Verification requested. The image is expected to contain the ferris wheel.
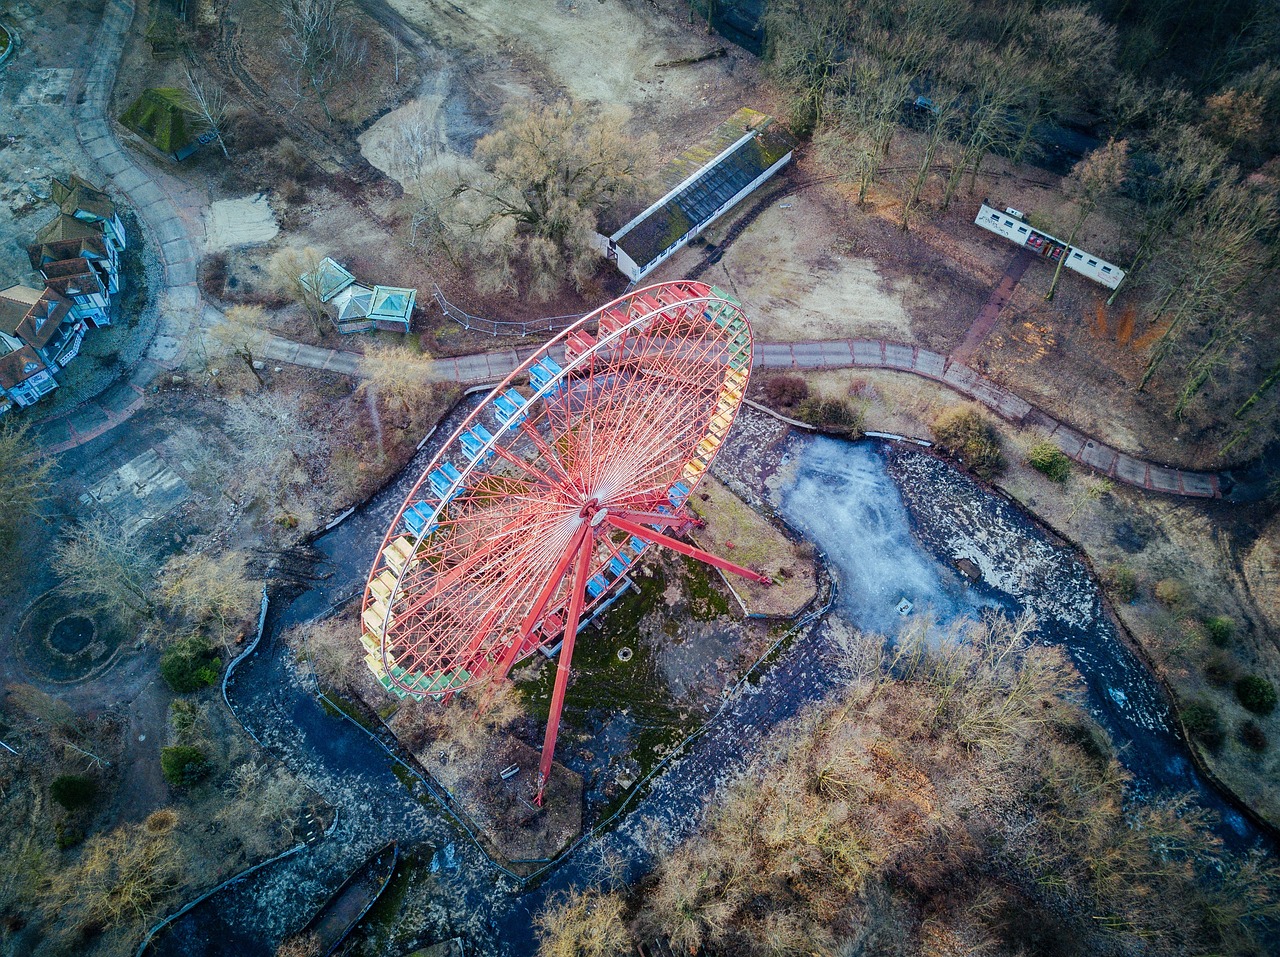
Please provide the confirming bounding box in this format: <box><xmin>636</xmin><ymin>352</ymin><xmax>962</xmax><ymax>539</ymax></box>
<box><xmin>359</xmin><ymin>280</ymin><xmax>770</xmax><ymax>803</ymax></box>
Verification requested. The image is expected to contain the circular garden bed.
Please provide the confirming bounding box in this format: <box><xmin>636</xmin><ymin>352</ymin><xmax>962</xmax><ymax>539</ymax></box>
<box><xmin>15</xmin><ymin>590</ymin><xmax>133</xmax><ymax>683</ymax></box>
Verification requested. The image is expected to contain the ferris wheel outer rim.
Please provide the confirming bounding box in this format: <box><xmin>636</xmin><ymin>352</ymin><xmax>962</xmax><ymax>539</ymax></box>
<box><xmin>364</xmin><ymin>280</ymin><xmax>755</xmax><ymax>696</ymax></box>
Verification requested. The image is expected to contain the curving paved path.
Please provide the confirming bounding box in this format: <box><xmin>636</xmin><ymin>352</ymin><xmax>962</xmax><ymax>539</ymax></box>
<box><xmin>33</xmin><ymin>0</ymin><xmax>1221</xmax><ymax>502</ymax></box>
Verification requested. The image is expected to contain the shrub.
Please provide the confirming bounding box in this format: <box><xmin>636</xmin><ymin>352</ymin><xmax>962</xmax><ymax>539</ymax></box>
<box><xmin>1235</xmin><ymin>674</ymin><xmax>1278</xmax><ymax>715</ymax></box>
<box><xmin>159</xmin><ymin>635</ymin><xmax>222</xmax><ymax>693</ymax></box>
<box><xmin>932</xmin><ymin>407</ymin><xmax>1005</xmax><ymax>479</ymax></box>
<box><xmin>1203</xmin><ymin>650</ymin><xmax>1241</xmax><ymax>688</ymax></box>
<box><xmin>160</xmin><ymin>746</ymin><xmax>211</xmax><ymax>787</ymax></box>
<box><xmin>796</xmin><ymin>397</ymin><xmax>865</xmax><ymax>435</ymax></box>
<box><xmin>1102</xmin><ymin>564</ymin><xmax>1138</xmax><ymax>603</ymax></box>
<box><xmin>1239</xmin><ymin>720</ymin><xmax>1268</xmax><ymax>752</ymax></box>
<box><xmin>50</xmin><ymin>774</ymin><xmax>98</xmax><ymax>812</ymax></box>
<box><xmin>763</xmin><ymin>375</ymin><xmax>809</xmax><ymax>408</ymax></box>
<box><xmin>1027</xmin><ymin>441</ymin><xmax>1071</xmax><ymax>482</ymax></box>
<box><xmin>1154</xmin><ymin>578</ymin><xmax>1188</xmax><ymax>609</ymax></box>
<box><xmin>1204</xmin><ymin>616</ymin><xmax>1235</xmax><ymax>647</ymax></box>
<box><xmin>1182</xmin><ymin>699</ymin><xmax>1224</xmax><ymax>750</ymax></box>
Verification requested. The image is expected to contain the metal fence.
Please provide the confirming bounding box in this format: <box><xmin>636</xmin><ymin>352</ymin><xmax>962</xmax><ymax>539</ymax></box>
<box><xmin>432</xmin><ymin>285</ymin><xmax>581</xmax><ymax>338</ymax></box>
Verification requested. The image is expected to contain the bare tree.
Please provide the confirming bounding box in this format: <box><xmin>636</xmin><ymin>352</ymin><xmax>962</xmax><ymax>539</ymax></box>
<box><xmin>268</xmin><ymin>246</ymin><xmax>327</xmax><ymax>337</ymax></box>
<box><xmin>0</xmin><ymin>419</ymin><xmax>53</xmax><ymax>559</ymax></box>
<box><xmin>762</xmin><ymin>0</ymin><xmax>850</xmax><ymax>131</ymax></box>
<box><xmin>817</xmin><ymin>56</ymin><xmax>910</xmax><ymax>205</ymax></box>
<box><xmin>183</xmin><ymin>65</ymin><xmax>230</xmax><ymax>158</ymax></box>
<box><xmin>535</xmin><ymin>889</ymin><xmax>633</xmax><ymax>957</ymax></box>
<box><xmin>391</xmin><ymin>105</ymin><xmax>440</xmax><ymax>204</ymax></box>
<box><xmin>357</xmin><ymin>342</ymin><xmax>436</xmax><ymax>417</ymax></box>
<box><xmin>899</xmin><ymin>86</ymin><xmax>962</xmax><ymax>232</ymax></box>
<box><xmin>1045</xmin><ymin>138</ymin><xmax>1129</xmax><ymax>300</ymax></box>
<box><xmin>221</xmin><ymin>393</ymin><xmax>324</xmax><ymax>510</ymax></box>
<box><xmin>55</xmin><ymin>516</ymin><xmax>158</xmax><ymax>622</ymax></box>
<box><xmin>207</xmin><ymin>304</ymin><xmax>271</xmax><ymax>386</ymax></box>
<box><xmin>44</xmin><ymin>810</ymin><xmax>184</xmax><ymax>928</ymax></box>
<box><xmin>159</xmin><ymin>550</ymin><xmax>258</xmax><ymax>644</ymax></box>
<box><xmin>440</xmin><ymin>101</ymin><xmax>655</xmax><ymax>299</ymax></box>
<box><xmin>1140</xmin><ymin>177</ymin><xmax>1277</xmax><ymax>390</ymax></box>
<box><xmin>278</xmin><ymin>0</ymin><xmax>367</xmax><ymax>124</ymax></box>
<box><xmin>1111</xmin><ymin>123</ymin><xmax>1227</xmax><ymax>303</ymax></box>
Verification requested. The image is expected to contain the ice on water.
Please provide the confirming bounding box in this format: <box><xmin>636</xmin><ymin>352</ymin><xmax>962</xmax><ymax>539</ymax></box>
<box><xmin>775</xmin><ymin>437</ymin><xmax>992</xmax><ymax>636</ymax></box>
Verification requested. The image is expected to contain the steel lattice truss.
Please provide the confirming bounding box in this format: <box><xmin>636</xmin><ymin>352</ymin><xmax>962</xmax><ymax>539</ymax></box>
<box><xmin>360</xmin><ymin>280</ymin><xmax>768</xmax><ymax>801</ymax></box>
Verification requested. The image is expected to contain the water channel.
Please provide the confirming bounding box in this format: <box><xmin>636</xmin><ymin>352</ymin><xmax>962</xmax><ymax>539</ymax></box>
<box><xmin>152</xmin><ymin>412</ymin><xmax>1272</xmax><ymax>957</ymax></box>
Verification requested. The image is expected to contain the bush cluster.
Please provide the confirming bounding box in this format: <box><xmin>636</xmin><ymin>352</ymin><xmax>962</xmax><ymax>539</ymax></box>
<box><xmin>1235</xmin><ymin>674</ymin><xmax>1278</xmax><ymax>715</ymax></box>
<box><xmin>1027</xmin><ymin>440</ymin><xmax>1071</xmax><ymax>481</ymax></box>
<box><xmin>1204</xmin><ymin>616</ymin><xmax>1235</xmax><ymax>647</ymax></box>
<box><xmin>795</xmin><ymin>397</ymin><xmax>865</xmax><ymax>435</ymax></box>
<box><xmin>1102</xmin><ymin>564</ymin><xmax>1138</xmax><ymax>603</ymax></box>
<box><xmin>50</xmin><ymin>774</ymin><xmax>98</xmax><ymax>812</ymax></box>
<box><xmin>160</xmin><ymin>745</ymin><xmax>211</xmax><ymax>788</ymax></box>
<box><xmin>159</xmin><ymin>635</ymin><xmax>222</xmax><ymax>694</ymax></box>
<box><xmin>1239</xmin><ymin>720</ymin><xmax>1269</xmax><ymax>752</ymax></box>
<box><xmin>1182</xmin><ymin>699</ymin><xmax>1224</xmax><ymax>750</ymax></box>
<box><xmin>762</xmin><ymin>374</ymin><xmax>810</xmax><ymax>408</ymax></box>
<box><xmin>1154</xmin><ymin>578</ymin><xmax>1188</xmax><ymax>609</ymax></box>
<box><xmin>932</xmin><ymin>407</ymin><xmax>1005</xmax><ymax>479</ymax></box>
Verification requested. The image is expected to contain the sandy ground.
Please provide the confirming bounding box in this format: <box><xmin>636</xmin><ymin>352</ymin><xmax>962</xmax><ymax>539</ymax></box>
<box><xmin>362</xmin><ymin>0</ymin><xmax>758</xmax><ymax>189</ymax></box>
<box><xmin>692</xmin><ymin>197</ymin><xmax>925</xmax><ymax>342</ymax></box>
<box><xmin>387</xmin><ymin>0</ymin><xmax>728</xmax><ymax>113</ymax></box>
<box><xmin>205</xmin><ymin>195</ymin><xmax>280</xmax><ymax>252</ymax></box>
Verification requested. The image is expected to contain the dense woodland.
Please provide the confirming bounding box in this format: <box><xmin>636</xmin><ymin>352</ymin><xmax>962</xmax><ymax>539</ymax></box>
<box><xmin>765</xmin><ymin>0</ymin><xmax>1280</xmax><ymax>459</ymax></box>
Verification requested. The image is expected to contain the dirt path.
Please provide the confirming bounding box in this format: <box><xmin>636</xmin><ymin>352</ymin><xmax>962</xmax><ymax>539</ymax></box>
<box><xmin>951</xmin><ymin>250</ymin><xmax>1032</xmax><ymax>363</ymax></box>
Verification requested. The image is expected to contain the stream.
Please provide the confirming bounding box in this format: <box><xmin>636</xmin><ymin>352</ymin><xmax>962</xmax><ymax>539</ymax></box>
<box><xmin>150</xmin><ymin>415</ymin><xmax>1272</xmax><ymax>957</ymax></box>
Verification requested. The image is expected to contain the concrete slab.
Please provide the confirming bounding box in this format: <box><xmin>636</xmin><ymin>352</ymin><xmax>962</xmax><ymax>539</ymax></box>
<box><xmin>166</xmin><ymin>260</ymin><xmax>198</xmax><ymax>286</ymax></box>
<box><xmin>884</xmin><ymin>343</ymin><xmax>914</xmax><ymax>368</ymax></box>
<box><xmin>916</xmin><ymin>350</ymin><xmax>946</xmax><ymax>377</ymax></box>
<box><xmin>88</xmin><ymin>448</ymin><xmax>190</xmax><ymax>535</ymax></box>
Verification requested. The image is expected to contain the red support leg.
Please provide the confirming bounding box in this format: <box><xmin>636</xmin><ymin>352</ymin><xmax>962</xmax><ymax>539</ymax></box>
<box><xmin>605</xmin><ymin>513</ymin><xmax>773</xmax><ymax>586</ymax></box>
<box><xmin>492</xmin><ymin>523</ymin><xmax>588</xmax><ymax>683</ymax></box>
<box><xmin>534</xmin><ymin>528</ymin><xmax>595</xmax><ymax>805</ymax></box>
<box><xmin>609</xmin><ymin>508</ymin><xmax>697</xmax><ymax>530</ymax></box>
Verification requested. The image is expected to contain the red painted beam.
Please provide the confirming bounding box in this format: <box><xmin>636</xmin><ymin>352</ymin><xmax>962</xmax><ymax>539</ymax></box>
<box><xmin>491</xmin><ymin>522</ymin><xmax>588</xmax><ymax>683</ymax></box>
<box><xmin>605</xmin><ymin>513</ymin><xmax>772</xmax><ymax>586</ymax></box>
<box><xmin>534</xmin><ymin>527</ymin><xmax>594</xmax><ymax>805</ymax></box>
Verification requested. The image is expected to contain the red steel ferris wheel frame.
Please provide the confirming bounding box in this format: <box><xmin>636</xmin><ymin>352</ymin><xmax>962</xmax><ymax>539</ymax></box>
<box><xmin>359</xmin><ymin>280</ymin><xmax>767</xmax><ymax>803</ymax></box>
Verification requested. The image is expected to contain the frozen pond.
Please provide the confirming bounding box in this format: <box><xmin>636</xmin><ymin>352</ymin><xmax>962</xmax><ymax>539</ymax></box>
<box><xmin>774</xmin><ymin>436</ymin><xmax>995</xmax><ymax>633</ymax></box>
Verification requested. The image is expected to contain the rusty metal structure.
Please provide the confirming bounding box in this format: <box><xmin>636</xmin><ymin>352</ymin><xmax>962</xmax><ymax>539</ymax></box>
<box><xmin>360</xmin><ymin>280</ymin><xmax>768</xmax><ymax>803</ymax></box>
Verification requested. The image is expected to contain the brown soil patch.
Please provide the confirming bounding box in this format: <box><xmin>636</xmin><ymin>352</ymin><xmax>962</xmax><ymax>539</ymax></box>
<box><xmin>400</xmin><ymin>727</ymin><xmax>583</xmax><ymax>865</ymax></box>
<box><xmin>688</xmin><ymin>475</ymin><xmax>816</xmax><ymax>617</ymax></box>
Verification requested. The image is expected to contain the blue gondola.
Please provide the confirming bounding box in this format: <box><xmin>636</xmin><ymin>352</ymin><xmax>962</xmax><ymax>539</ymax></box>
<box><xmin>608</xmin><ymin>555</ymin><xmax>630</xmax><ymax>577</ymax></box>
<box><xmin>460</xmin><ymin>425</ymin><xmax>495</xmax><ymax>462</ymax></box>
<box><xmin>529</xmin><ymin>356</ymin><xmax>563</xmax><ymax>391</ymax></box>
<box><xmin>586</xmin><ymin>574</ymin><xmax>608</xmax><ymax>598</ymax></box>
<box><xmin>494</xmin><ymin>389</ymin><xmax>528</xmax><ymax>426</ymax></box>
<box><xmin>668</xmin><ymin>481</ymin><xmax>690</xmax><ymax>506</ymax></box>
<box><xmin>629</xmin><ymin>536</ymin><xmax>648</xmax><ymax>554</ymax></box>
<box><xmin>403</xmin><ymin>501</ymin><xmax>437</xmax><ymax>537</ymax></box>
<box><xmin>429</xmin><ymin>462</ymin><xmax>463</xmax><ymax>500</ymax></box>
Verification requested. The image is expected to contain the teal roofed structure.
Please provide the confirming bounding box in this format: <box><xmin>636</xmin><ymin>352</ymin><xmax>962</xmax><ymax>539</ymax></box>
<box><xmin>368</xmin><ymin>285</ymin><xmax>416</xmax><ymax>332</ymax></box>
<box><xmin>597</xmin><ymin>113</ymin><xmax>796</xmax><ymax>282</ymax></box>
<box><xmin>300</xmin><ymin>257</ymin><xmax>356</xmax><ymax>303</ymax></box>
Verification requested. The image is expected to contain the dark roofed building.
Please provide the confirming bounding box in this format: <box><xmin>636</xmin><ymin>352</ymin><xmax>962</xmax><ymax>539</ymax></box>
<box><xmin>36</xmin><ymin>213</ymin><xmax>104</xmax><ymax>246</ymax></box>
<box><xmin>0</xmin><ymin>344</ymin><xmax>57</xmax><ymax>411</ymax></box>
<box><xmin>41</xmin><ymin>259</ymin><xmax>111</xmax><ymax>328</ymax></box>
<box><xmin>52</xmin><ymin>174</ymin><xmax>126</xmax><ymax>252</ymax></box>
<box><xmin>597</xmin><ymin>112</ymin><xmax>796</xmax><ymax>283</ymax></box>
